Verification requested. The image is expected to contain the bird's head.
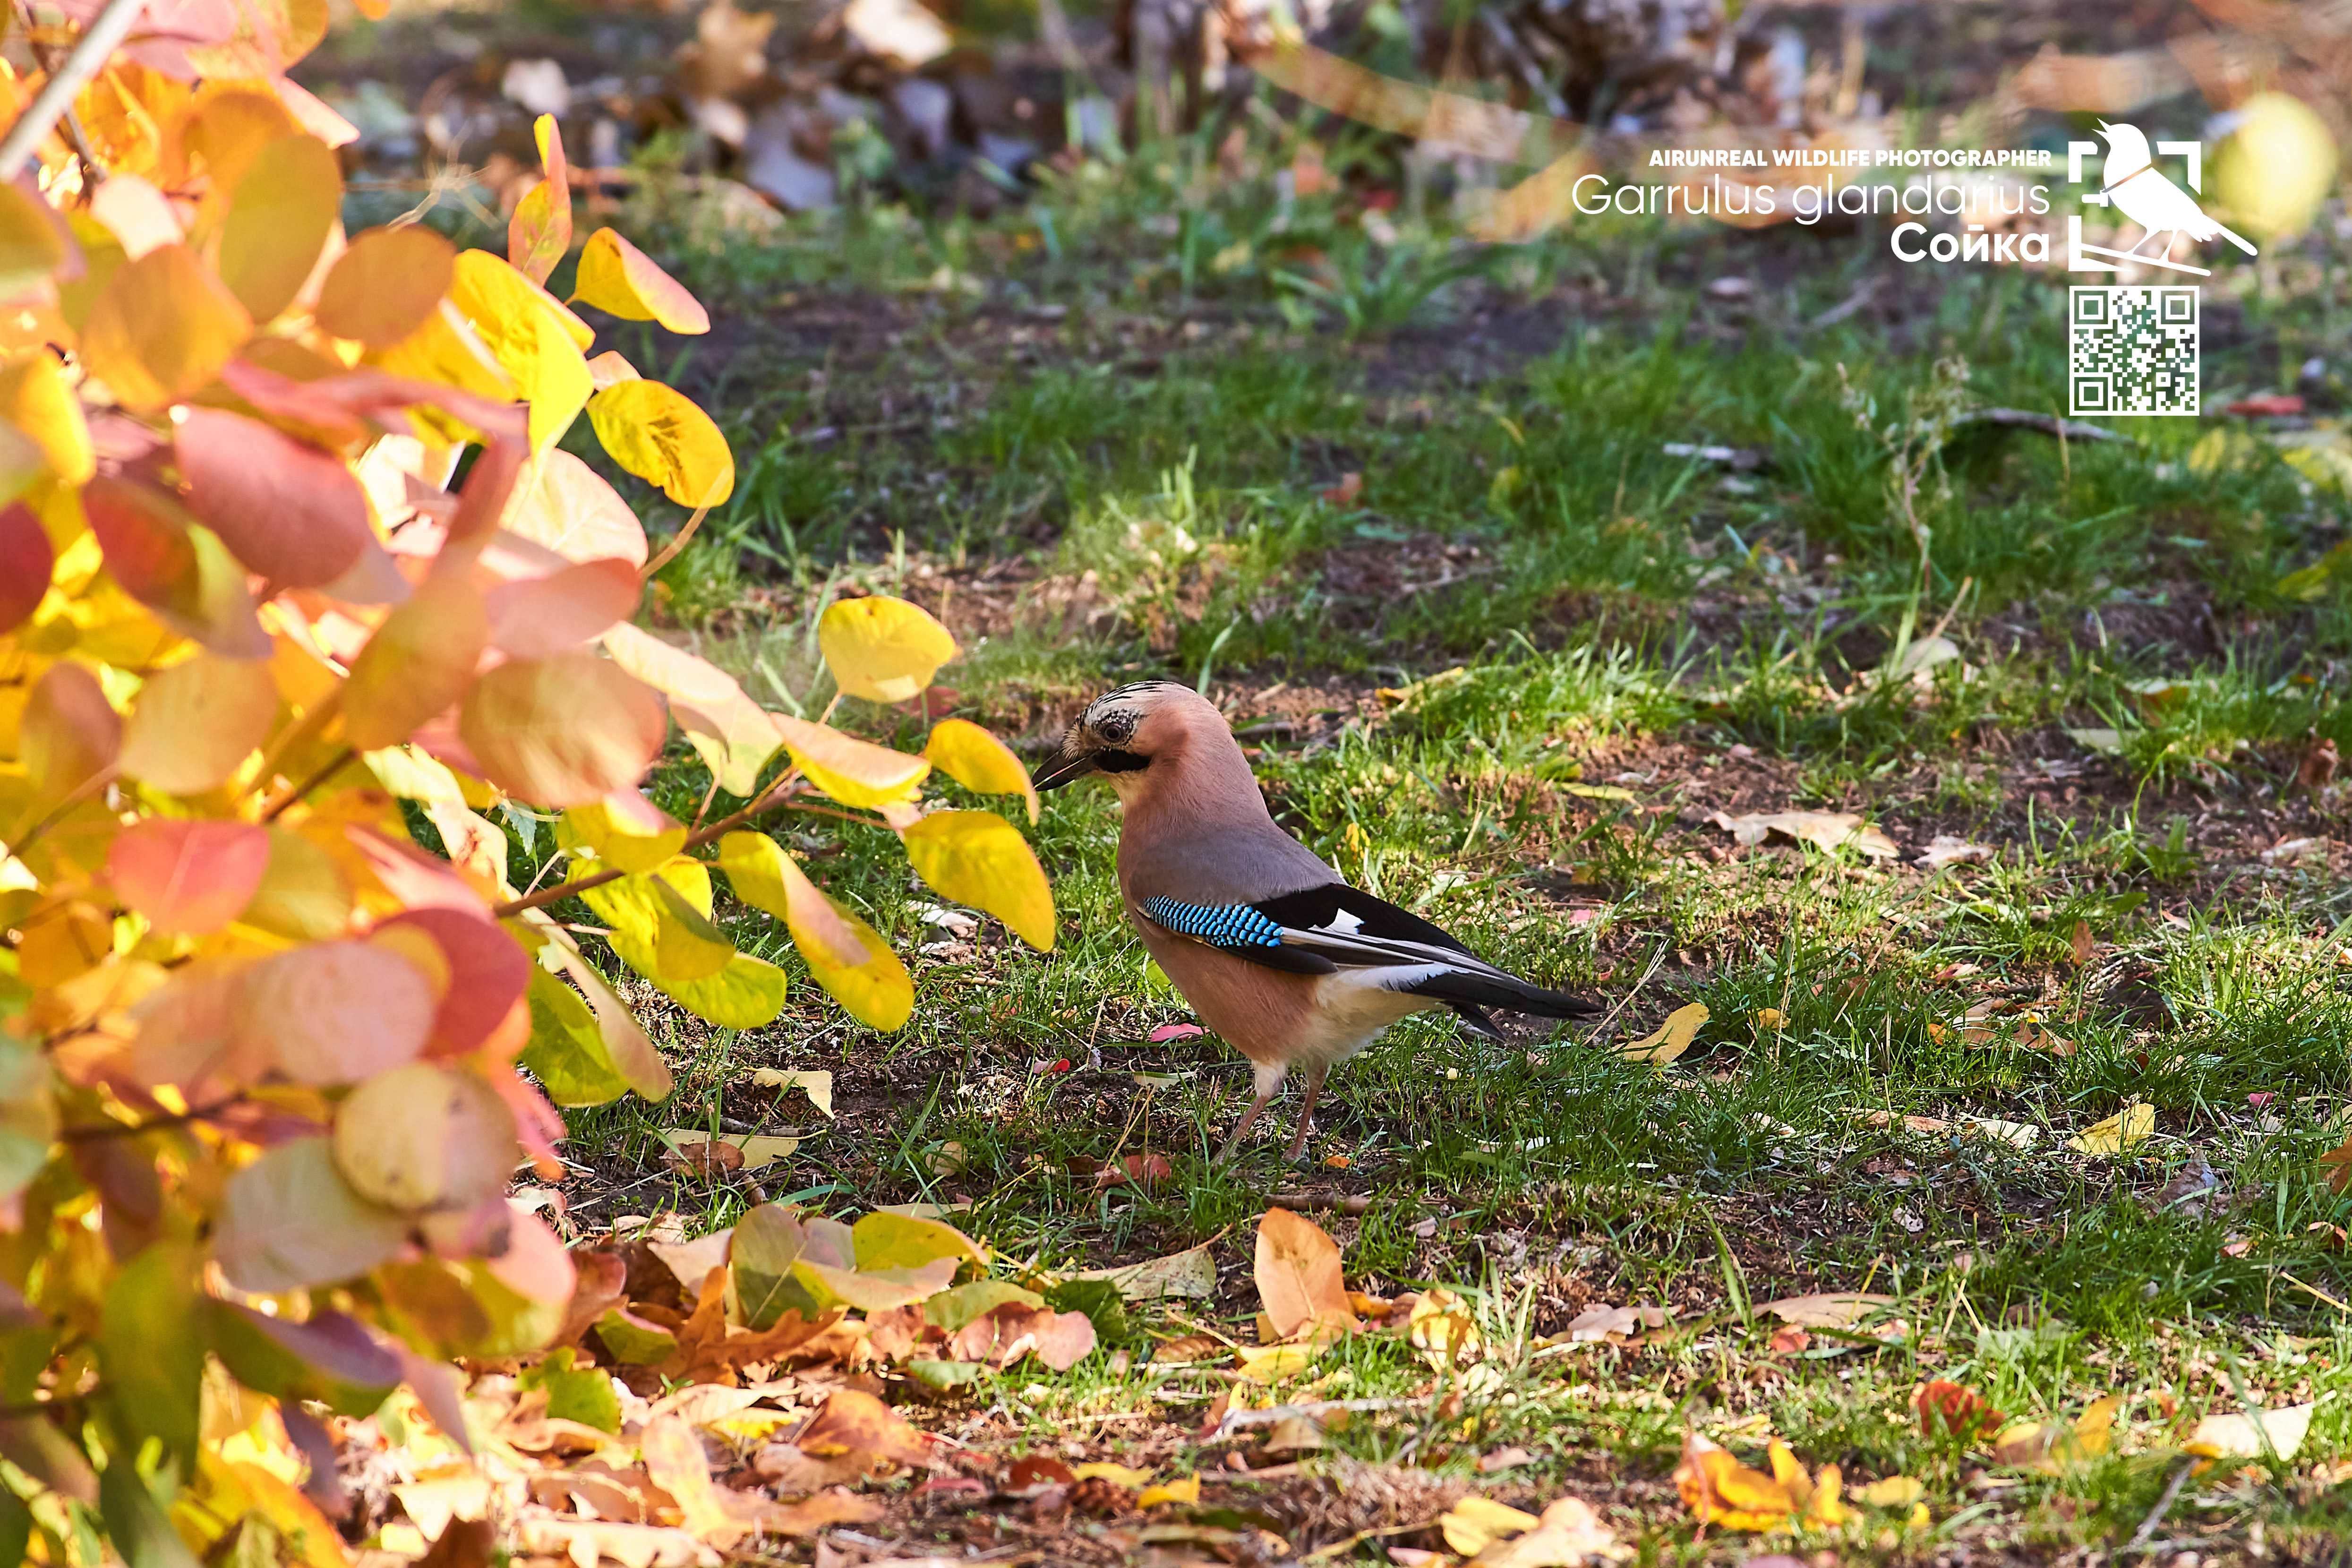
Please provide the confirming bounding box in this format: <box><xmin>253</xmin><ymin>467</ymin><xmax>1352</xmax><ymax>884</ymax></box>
<box><xmin>2095</xmin><ymin>120</ymin><xmax>2151</xmax><ymax>161</ymax></box>
<box><xmin>1032</xmin><ymin>681</ymin><xmax>1225</xmax><ymax>799</ymax></box>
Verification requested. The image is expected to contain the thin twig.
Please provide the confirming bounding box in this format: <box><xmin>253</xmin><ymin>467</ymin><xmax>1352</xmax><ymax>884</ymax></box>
<box><xmin>60</xmin><ymin>1099</ymin><xmax>243</xmax><ymax>1141</ymax></box>
<box><xmin>490</xmin><ymin>773</ymin><xmax>889</xmax><ymax>918</ymax></box>
<box><xmin>1211</xmin><ymin>1397</ymin><xmax>1413</xmax><ymax>1440</ymax></box>
<box><xmin>259</xmin><ymin>748</ymin><xmax>359</xmax><ymax>823</ymax></box>
<box><xmin>1578</xmin><ymin>940</ymin><xmax>1673</xmax><ymax>1053</ymax></box>
<box><xmin>1</xmin><ymin>765</ymin><xmax>118</xmax><ymax>861</ymax></box>
<box><xmin>641</xmin><ymin>504</ymin><xmax>712</xmax><ymax>580</ymax></box>
<box><xmin>2126</xmin><ymin>1459</ymin><xmax>2194</xmax><ymax>1554</ymax></box>
<box><xmin>1267</xmin><ymin>1191</ymin><xmax>1373</xmax><ymax>1215</ymax></box>
<box><xmin>0</xmin><ymin>0</ymin><xmax>149</xmax><ymax>178</ymax></box>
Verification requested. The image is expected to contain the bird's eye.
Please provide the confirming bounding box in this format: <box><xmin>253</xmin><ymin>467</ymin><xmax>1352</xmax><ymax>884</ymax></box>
<box><xmin>1096</xmin><ymin>711</ymin><xmax>1136</xmax><ymax>744</ymax></box>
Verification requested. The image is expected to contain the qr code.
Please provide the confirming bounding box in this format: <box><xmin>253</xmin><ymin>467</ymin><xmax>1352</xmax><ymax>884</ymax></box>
<box><xmin>2070</xmin><ymin>286</ymin><xmax>2199</xmax><ymax>417</ymax></box>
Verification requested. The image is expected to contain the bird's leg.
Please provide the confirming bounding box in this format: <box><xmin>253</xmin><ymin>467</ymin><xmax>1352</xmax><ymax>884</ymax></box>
<box><xmin>1217</xmin><ymin>1090</ymin><xmax>1278</xmax><ymax>1162</ymax></box>
<box><xmin>1283</xmin><ymin>1070</ymin><xmax>1326</xmax><ymax>1163</ymax></box>
<box><xmin>2160</xmin><ymin>231</ymin><xmax>2179</xmax><ymax>262</ymax></box>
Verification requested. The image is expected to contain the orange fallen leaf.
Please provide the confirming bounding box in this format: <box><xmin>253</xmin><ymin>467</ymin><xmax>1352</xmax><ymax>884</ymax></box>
<box><xmin>1674</xmin><ymin>1431</ymin><xmax>1794</xmax><ymax>1531</ymax></box>
<box><xmin>1915</xmin><ymin>1379</ymin><xmax>2005</xmax><ymax>1441</ymax></box>
<box><xmin>1255</xmin><ymin>1208</ymin><xmax>1360</xmax><ymax>1341</ymax></box>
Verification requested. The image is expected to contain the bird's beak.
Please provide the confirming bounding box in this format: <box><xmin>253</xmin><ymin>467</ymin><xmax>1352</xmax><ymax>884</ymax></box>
<box><xmin>1031</xmin><ymin>739</ymin><xmax>1096</xmax><ymax>793</ymax></box>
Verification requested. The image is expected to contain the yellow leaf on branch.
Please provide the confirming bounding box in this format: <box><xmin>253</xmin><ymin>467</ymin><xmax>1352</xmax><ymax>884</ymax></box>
<box><xmin>573</xmin><ymin>227</ymin><xmax>710</xmax><ymax>334</ymax></box>
<box><xmin>925</xmin><ymin>717</ymin><xmax>1037</xmax><ymax>823</ymax></box>
<box><xmin>588</xmin><ymin>379</ymin><xmax>735</xmax><ymax>507</ymax></box>
<box><xmin>770</xmin><ymin>712</ymin><xmax>929</xmax><ymax>807</ymax></box>
<box><xmin>717</xmin><ymin>831</ymin><xmax>912</xmax><ymax>1031</ymax></box>
<box><xmin>898</xmin><ymin>810</ymin><xmax>1054</xmax><ymax>951</ymax></box>
<box><xmin>819</xmin><ymin>596</ymin><xmax>958</xmax><ymax>704</ymax></box>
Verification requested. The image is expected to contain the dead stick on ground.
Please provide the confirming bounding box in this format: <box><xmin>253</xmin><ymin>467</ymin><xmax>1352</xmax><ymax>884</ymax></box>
<box><xmin>1301</xmin><ymin>1520</ymin><xmax>1444</xmax><ymax>1562</ymax></box>
<box><xmin>1266</xmin><ymin>1191</ymin><xmax>1373</xmax><ymax>1215</ymax></box>
<box><xmin>1212</xmin><ymin>1398</ymin><xmax>1414</xmax><ymax>1441</ymax></box>
<box><xmin>1580</xmin><ymin>940</ymin><xmax>1672</xmax><ymax>1053</ymax></box>
<box><xmin>2125</xmin><ymin>1458</ymin><xmax>2193</xmax><ymax>1554</ymax></box>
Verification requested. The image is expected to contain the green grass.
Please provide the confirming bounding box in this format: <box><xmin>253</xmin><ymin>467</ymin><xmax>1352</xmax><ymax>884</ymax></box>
<box><xmin>449</xmin><ymin>109</ymin><xmax>2352</xmax><ymax>1558</ymax></box>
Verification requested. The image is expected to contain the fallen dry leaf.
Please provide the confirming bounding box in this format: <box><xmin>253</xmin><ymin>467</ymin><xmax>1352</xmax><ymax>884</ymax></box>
<box><xmin>1708</xmin><ymin>810</ymin><xmax>1899</xmax><ymax>859</ymax></box>
<box><xmin>512</xmin><ymin>1512</ymin><xmax>712</xmax><ymax>1568</ymax></box>
<box><xmin>2319</xmin><ymin>1132</ymin><xmax>2352</xmax><ymax>1193</ymax></box>
<box><xmin>648</xmin><ymin>1228</ymin><xmax>734</xmax><ymax>1294</ymax></box>
<box><xmin>660</xmin><ymin>1131</ymin><xmax>744</xmax><ymax>1176</ymax></box>
<box><xmin>2068</xmin><ymin>1102</ymin><xmax>2155</xmax><ymax>1156</ymax></box>
<box><xmin>642</xmin><ymin>1414</ymin><xmax>877</xmax><ymax>1548</ymax></box>
<box><xmin>1559</xmin><ymin>1303</ymin><xmax>1668</xmax><ymax>1343</ymax></box>
<box><xmin>662</xmin><ymin>1268</ymin><xmax>838</xmax><ymax>1386</ymax></box>
<box><xmin>751</xmin><ymin>1067</ymin><xmax>834</xmax><ymax>1118</ymax></box>
<box><xmin>1254</xmin><ymin>1208</ymin><xmax>1360</xmax><ymax>1340</ymax></box>
<box><xmin>2300</xmin><ymin>737</ymin><xmax>2339</xmax><ymax>791</ymax></box>
<box><xmin>1990</xmin><ymin>1395</ymin><xmax>2120</xmax><ymax>1474</ymax></box>
<box><xmin>1232</xmin><ymin>1341</ymin><xmax>1321</xmax><ymax>1382</ymax></box>
<box><xmin>1471</xmin><ymin>1496</ymin><xmax>1624</xmax><ymax>1566</ymax></box>
<box><xmin>1919</xmin><ymin>835</ymin><xmax>1996</xmax><ymax>870</ymax></box>
<box><xmin>1440</xmin><ymin>1495</ymin><xmax>1541</xmax><ymax>1556</ymax></box>
<box><xmin>1757</xmin><ymin>1292</ymin><xmax>1898</xmax><ymax>1330</ymax></box>
<box><xmin>1673</xmin><ymin>1431</ymin><xmax>1793</xmax><ymax>1531</ymax></box>
<box><xmin>1089</xmin><ymin>1152</ymin><xmax>1172</xmax><ymax>1189</ymax></box>
<box><xmin>946</xmin><ymin>1303</ymin><xmax>1098</xmax><ymax>1371</ymax></box>
<box><xmin>1070</xmin><ymin>1461</ymin><xmax>1155</xmax><ymax>1487</ymax></box>
<box><xmin>756</xmin><ymin>1389</ymin><xmax>939</xmax><ymax>1495</ymax></box>
<box><xmin>1078</xmin><ymin>1244</ymin><xmax>1217</xmax><ymax>1301</ymax></box>
<box><xmin>1616</xmin><ymin>1002</ymin><xmax>1708</xmax><ymax>1065</ymax></box>
<box><xmin>1477</xmin><ymin>1446</ymin><xmax>1534</xmax><ymax>1474</ymax></box>
<box><xmin>1136</xmin><ymin>1473</ymin><xmax>1200</xmax><ymax>1508</ymax></box>
<box><xmin>2187</xmin><ymin>1402</ymin><xmax>2315</xmax><ymax>1462</ymax></box>
<box><xmin>736</xmin><ymin>1134</ymin><xmax>802</xmax><ymax>1170</ymax></box>
<box><xmin>1407</xmin><ymin>1285</ymin><xmax>1481</xmax><ymax>1367</ymax></box>
<box><xmin>1855</xmin><ymin>1474</ymin><xmax>1925</xmax><ymax>1508</ymax></box>
<box><xmin>1965</xmin><ymin>1117</ymin><xmax>2039</xmax><ymax>1149</ymax></box>
<box><xmin>1915</xmin><ymin>1379</ymin><xmax>2005</xmax><ymax>1441</ymax></box>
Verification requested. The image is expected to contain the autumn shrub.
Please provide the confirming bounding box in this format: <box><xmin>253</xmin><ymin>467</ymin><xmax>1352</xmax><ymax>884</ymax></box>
<box><xmin>0</xmin><ymin>20</ymin><xmax>1051</xmax><ymax>1559</ymax></box>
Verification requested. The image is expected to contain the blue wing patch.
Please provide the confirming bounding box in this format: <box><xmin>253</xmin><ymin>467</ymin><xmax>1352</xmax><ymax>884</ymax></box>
<box><xmin>1143</xmin><ymin>896</ymin><xmax>1284</xmax><ymax>950</ymax></box>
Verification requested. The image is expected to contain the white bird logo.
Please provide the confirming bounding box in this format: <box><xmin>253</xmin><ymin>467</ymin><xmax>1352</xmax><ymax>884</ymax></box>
<box><xmin>2094</xmin><ymin>119</ymin><xmax>2257</xmax><ymax>264</ymax></box>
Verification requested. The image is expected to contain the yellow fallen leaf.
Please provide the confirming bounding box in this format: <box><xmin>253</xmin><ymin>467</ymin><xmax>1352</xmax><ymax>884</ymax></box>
<box><xmin>1471</xmin><ymin>1496</ymin><xmax>1625</xmax><ymax>1567</ymax></box>
<box><xmin>2068</xmin><ymin>1102</ymin><xmax>2155</xmax><ymax>1155</ymax></box>
<box><xmin>751</xmin><ymin>1067</ymin><xmax>835</xmax><ymax>1118</ymax></box>
<box><xmin>1674</xmin><ymin>1432</ymin><xmax>1795</xmax><ymax>1531</ymax></box>
<box><xmin>1440</xmin><ymin>1495</ymin><xmax>1540</xmax><ymax>1556</ymax></box>
<box><xmin>1136</xmin><ymin>1474</ymin><xmax>1200</xmax><ymax>1508</ymax></box>
<box><xmin>1856</xmin><ymin>1475</ymin><xmax>1924</xmax><ymax>1508</ymax></box>
<box><xmin>736</xmin><ymin>1135</ymin><xmax>802</xmax><ymax>1171</ymax></box>
<box><xmin>704</xmin><ymin>1408</ymin><xmax>799</xmax><ymax>1443</ymax></box>
<box><xmin>1753</xmin><ymin>1007</ymin><xmax>1785</xmax><ymax>1030</ymax></box>
<box><xmin>1232</xmin><ymin>1343</ymin><xmax>1319</xmax><ymax>1382</ymax></box>
<box><xmin>1070</xmin><ymin>1462</ymin><xmax>1155</xmax><ymax>1487</ymax></box>
<box><xmin>1408</xmin><ymin>1286</ymin><xmax>1481</xmax><ymax>1367</ymax></box>
<box><xmin>1905</xmin><ymin>1502</ymin><xmax>1931</xmax><ymax>1531</ymax></box>
<box><xmin>1990</xmin><ymin>1395</ymin><xmax>2121</xmax><ymax>1475</ymax></box>
<box><xmin>1618</xmin><ymin>1002</ymin><xmax>1709</xmax><ymax>1065</ymax></box>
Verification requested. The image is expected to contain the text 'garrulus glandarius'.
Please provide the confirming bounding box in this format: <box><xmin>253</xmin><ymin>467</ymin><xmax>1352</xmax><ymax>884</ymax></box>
<box><xmin>1033</xmin><ymin>681</ymin><xmax>1599</xmax><ymax>1161</ymax></box>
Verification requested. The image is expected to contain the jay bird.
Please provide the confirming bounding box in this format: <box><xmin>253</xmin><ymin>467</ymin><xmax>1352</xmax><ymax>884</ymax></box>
<box><xmin>1034</xmin><ymin>681</ymin><xmax>1598</xmax><ymax>1161</ymax></box>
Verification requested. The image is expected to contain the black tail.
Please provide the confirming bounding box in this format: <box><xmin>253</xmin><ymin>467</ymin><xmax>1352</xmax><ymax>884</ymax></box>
<box><xmin>1400</xmin><ymin>968</ymin><xmax>1601</xmax><ymax>1020</ymax></box>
